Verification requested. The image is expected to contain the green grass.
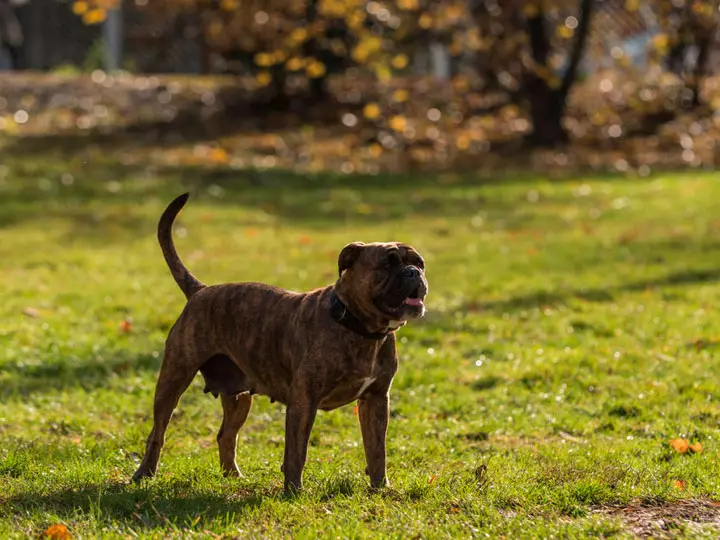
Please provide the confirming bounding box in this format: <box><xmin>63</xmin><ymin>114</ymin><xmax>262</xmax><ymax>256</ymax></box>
<box><xmin>2</xmin><ymin>154</ymin><xmax>720</xmax><ymax>538</ymax></box>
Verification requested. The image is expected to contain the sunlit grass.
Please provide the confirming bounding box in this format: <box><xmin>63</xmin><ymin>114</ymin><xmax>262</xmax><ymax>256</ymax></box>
<box><xmin>2</xmin><ymin>155</ymin><xmax>720</xmax><ymax>537</ymax></box>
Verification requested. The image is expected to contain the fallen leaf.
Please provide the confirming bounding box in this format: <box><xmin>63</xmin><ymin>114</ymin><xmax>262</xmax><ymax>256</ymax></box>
<box><xmin>353</xmin><ymin>405</ymin><xmax>359</xmax><ymax>416</ymax></box>
<box><xmin>428</xmin><ymin>473</ymin><xmax>438</xmax><ymax>484</ymax></box>
<box><xmin>43</xmin><ymin>524</ymin><xmax>72</xmax><ymax>539</ymax></box>
<box><xmin>670</xmin><ymin>438</ymin><xmax>690</xmax><ymax>453</ymax></box>
<box><xmin>22</xmin><ymin>307</ymin><xmax>40</xmax><ymax>318</ymax></box>
<box><xmin>690</xmin><ymin>442</ymin><xmax>703</xmax><ymax>453</ymax></box>
<box><xmin>119</xmin><ymin>319</ymin><xmax>132</xmax><ymax>333</ymax></box>
<box><xmin>209</xmin><ymin>148</ymin><xmax>229</xmax><ymax>164</ymax></box>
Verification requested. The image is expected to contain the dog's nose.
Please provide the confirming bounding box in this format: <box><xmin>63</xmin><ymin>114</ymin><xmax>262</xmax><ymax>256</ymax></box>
<box><xmin>402</xmin><ymin>266</ymin><xmax>420</xmax><ymax>279</ymax></box>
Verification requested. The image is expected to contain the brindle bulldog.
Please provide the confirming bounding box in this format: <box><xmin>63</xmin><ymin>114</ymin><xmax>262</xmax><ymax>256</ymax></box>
<box><xmin>131</xmin><ymin>193</ymin><xmax>428</xmax><ymax>492</ymax></box>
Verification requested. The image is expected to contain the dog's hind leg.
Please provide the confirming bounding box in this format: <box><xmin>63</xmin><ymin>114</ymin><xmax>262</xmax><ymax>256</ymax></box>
<box><xmin>217</xmin><ymin>393</ymin><xmax>253</xmax><ymax>477</ymax></box>
<box><xmin>132</xmin><ymin>347</ymin><xmax>197</xmax><ymax>482</ymax></box>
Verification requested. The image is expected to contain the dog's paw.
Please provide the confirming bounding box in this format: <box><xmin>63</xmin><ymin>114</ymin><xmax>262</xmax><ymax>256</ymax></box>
<box><xmin>131</xmin><ymin>468</ymin><xmax>154</xmax><ymax>483</ymax></box>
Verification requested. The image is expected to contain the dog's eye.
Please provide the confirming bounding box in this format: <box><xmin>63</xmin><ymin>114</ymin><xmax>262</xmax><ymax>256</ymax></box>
<box><xmin>385</xmin><ymin>252</ymin><xmax>402</xmax><ymax>268</ymax></box>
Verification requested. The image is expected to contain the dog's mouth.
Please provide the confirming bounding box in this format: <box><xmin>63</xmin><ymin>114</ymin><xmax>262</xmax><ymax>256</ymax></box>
<box><xmin>380</xmin><ymin>287</ymin><xmax>426</xmax><ymax>318</ymax></box>
<box><xmin>403</xmin><ymin>287</ymin><xmax>425</xmax><ymax>308</ymax></box>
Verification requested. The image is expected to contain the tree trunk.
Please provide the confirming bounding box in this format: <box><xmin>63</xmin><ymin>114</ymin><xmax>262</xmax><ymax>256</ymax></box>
<box><xmin>690</xmin><ymin>33</ymin><xmax>712</xmax><ymax>106</ymax></box>
<box><xmin>523</xmin><ymin>0</ymin><xmax>594</xmax><ymax>147</ymax></box>
<box><xmin>526</xmin><ymin>88</ymin><xmax>568</xmax><ymax>146</ymax></box>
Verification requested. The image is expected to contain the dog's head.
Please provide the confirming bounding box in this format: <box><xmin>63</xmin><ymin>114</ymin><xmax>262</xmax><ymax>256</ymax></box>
<box><xmin>336</xmin><ymin>241</ymin><xmax>428</xmax><ymax>328</ymax></box>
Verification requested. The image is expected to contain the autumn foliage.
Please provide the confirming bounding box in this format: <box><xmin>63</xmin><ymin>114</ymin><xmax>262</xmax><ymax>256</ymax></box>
<box><xmin>62</xmin><ymin>1</ymin><xmax>720</xmax><ymax>148</ymax></box>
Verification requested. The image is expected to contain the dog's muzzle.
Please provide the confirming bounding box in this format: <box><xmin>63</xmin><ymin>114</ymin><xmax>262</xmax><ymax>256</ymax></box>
<box><xmin>378</xmin><ymin>265</ymin><xmax>428</xmax><ymax>318</ymax></box>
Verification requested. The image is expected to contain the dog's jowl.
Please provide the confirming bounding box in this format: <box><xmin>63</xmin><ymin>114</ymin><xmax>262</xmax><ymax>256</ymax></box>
<box><xmin>132</xmin><ymin>193</ymin><xmax>429</xmax><ymax>492</ymax></box>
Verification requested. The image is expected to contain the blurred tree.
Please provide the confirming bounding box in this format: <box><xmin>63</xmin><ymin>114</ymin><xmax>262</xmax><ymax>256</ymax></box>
<box><xmin>70</xmin><ymin>1</ymin><xmax>471</xmax><ymax>100</ymax></box>
<box><xmin>659</xmin><ymin>0</ymin><xmax>719</xmax><ymax>106</ymax></box>
<box><xmin>0</xmin><ymin>0</ymin><xmax>24</xmax><ymax>70</ymax></box>
<box><xmin>473</xmin><ymin>0</ymin><xmax>595</xmax><ymax>146</ymax></box>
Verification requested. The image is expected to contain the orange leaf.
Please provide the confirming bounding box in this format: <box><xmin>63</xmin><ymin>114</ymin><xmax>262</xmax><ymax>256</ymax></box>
<box><xmin>670</xmin><ymin>438</ymin><xmax>690</xmax><ymax>453</ymax></box>
<box><xmin>43</xmin><ymin>524</ymin><xmax>72</xmax><ymax>539</ymax></box>
<box><xmin>298</xmin><ymin>235</ymin><xmax>313</xmax><ymax>245</ymax></box>
<box><xmin>119</xmin><ymin>319</ymin><xmax>132</xmax><ymax>333</ymax></box>
<box><xmin>428</xmin><ymin>473</ymin><xmax>438</xmax><ymax>484</ymax></box>
<box><xmin>674</xmin><ymin>479</ymin><xmax>687</xmax><ymax>490</ymax></box>
<box><xmin>209</xmin><ymin>148</ymin><xmax>229</xmax><ymax>164</ymax></box>
<box><xmin>690</xmin><ymin>442</ymin><xmax>703</xmax><ymax>453</ymax></box>
<box><xmin>352</xmin><ymin>405</ymin><xmax>359</xmax><ymax>416</ymax></box>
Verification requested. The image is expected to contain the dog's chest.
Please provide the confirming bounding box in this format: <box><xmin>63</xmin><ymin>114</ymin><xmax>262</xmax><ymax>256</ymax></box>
<box><xmin>317</xmin><ymin>348</ymin><xmax>384</xmax><ymax>411</ymax></box>
<box><xmin>318</xmin><ymin>373</ymin><xmax>378</xmax><ymax>411</ymax></box>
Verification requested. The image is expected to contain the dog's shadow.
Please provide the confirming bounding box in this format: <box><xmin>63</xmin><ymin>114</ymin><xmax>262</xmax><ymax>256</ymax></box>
<box><xmin>0</xmin><ymin>351</ymin><xmax>162</xmax><ymax>400</ymax></box>
<box><xmin>5</xmin><ymin>481</ymin><xmax>275</xmax><ymax>529</ymax></box>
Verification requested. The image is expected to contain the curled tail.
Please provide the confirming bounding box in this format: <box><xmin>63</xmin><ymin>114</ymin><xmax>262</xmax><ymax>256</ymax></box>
<box><xmin>158</xmin><ymin>193</ymin><xmax>205</xmax><ymax>299</ymax></box>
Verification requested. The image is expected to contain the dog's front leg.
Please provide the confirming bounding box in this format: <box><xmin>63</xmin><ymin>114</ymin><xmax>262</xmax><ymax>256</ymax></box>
<box><xmin>358</xmin><ymin>392</ymin><xmax>390</xmax><ymax>489</ymax></box>
<box><xmin>282</xmin><ymin>383</ymin><xmax>318</xmax><ymax>493</ymax></box>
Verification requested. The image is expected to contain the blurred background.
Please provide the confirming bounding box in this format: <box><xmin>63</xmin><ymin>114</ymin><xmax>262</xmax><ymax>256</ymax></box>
<box><xmin>1</xmin><ymin>0</ymin><xmax>719</xmax><ymax>173</ymax></box>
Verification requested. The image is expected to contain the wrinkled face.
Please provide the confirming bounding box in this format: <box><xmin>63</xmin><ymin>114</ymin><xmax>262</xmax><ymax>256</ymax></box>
<box><xmin>338</xmin><ymin>241</ymin><xmax>429</xmax><ymax>322</ymax></box>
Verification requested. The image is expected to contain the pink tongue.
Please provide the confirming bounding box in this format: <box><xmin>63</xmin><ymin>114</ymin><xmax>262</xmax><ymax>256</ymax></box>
<box><xmin>404</xmin><ymin>297</ymin><xmax>424</xmax><ymax>306</ymax></box>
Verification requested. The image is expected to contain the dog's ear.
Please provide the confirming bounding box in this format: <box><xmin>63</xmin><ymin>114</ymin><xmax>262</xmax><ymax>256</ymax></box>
<box><xmin>338</xmin><ymin>242</ymin><xmax>365</xmax><ymax>277</ymax></box>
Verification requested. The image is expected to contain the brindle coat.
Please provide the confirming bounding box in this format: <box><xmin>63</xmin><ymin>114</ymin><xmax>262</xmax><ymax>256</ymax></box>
<box><xmin>131</xmin><ymin>193</ymin><xmax>428</xmax><ymax>492</ymax></box>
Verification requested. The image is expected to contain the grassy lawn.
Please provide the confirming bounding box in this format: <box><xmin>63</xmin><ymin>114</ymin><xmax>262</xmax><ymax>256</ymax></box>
<box><xmin>2</xmin><ymin>154</ymin><xmax>720</xmax><ymax>538</ymax></box>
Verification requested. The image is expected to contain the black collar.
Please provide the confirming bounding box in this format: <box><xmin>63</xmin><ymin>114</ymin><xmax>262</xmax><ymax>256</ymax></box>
<box><xmin>330</xmin><ymin>292</ymin><xmax>390</xmax><ymax>340</ymax></box>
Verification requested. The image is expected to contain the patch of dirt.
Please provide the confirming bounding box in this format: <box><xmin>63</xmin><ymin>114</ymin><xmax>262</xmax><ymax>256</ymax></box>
<box><xmin>594</xmin><ymin>499</ymin><xmax>720</xmax><ymax>538</ymax></box>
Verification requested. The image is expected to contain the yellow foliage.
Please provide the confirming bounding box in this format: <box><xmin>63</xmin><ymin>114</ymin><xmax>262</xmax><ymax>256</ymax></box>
<box><xmin>652</xmin><ymin>33</ymin><xmax>669</xmax><ymax>54</ymax></box>
<box><xmin>208</xmin><ymin>20</ymin><xmax>224</xmax><ymax>38</ymax></box>
<box><xmin>444</xmin><ymin>4</ymin><xmax>464</xmax><ymax>21</ymax></box>
<box><xmin>389</xmin><ymin>115</ymin><xmax>407</xmax><ymax>131</ymax></box>
<box><xmin>522</xmin><ymin>3</ymin><xmax>539</xmax><ymax>17</ymax></box>
<box><xmin>375</xmin><ymin>64</ymin><xmax>392</xmax><ymax>81</ymax></box>
<box><xmin>456</xmin><ymin>134</ymin><xmax>471</xmax><ymax>150</ymax></box>
<box><xmin>352</xmin><ymin>47</ymin><xmax>369</xmax><ymax>63</ymax></box>
<box><xmin>391</xmin><ymin>54</ymin><xmax>409</xmax><ymax>70</ymax></box>
<box><xmin>363</xmin><ymin>103</ymin><xmax>381</xmax><ymax>120</ymax></box>
<box><xmin>254</xmin><ymin>52</ymin><xmax>274</xmax><ymax>67</ymax></box>
<box><xmin>289</xmin><ymin>28</ymin><xmax>308</xmax><ymax>43</ymax></box>
<box><xmin>452</xmin><ymin>75</ymin><xmax>469</xmax><ymax>92</ymax></box>
<box><xmin>352</xmin><ymin>36</ymin><xmax>382</xmax><ymax>63</ymax></box>
<box><xmin>72</xmin><ymin>1</ymin><xmax>89</xmax><ymax>15</ymax></box>
<box><xmin>210</xmin><ymin>148</ymin><xmax>229</xmax><ymax>163</ymax></box>
<box><xmin>220</xmin><ymin>0</ymin><xmax>239</xmax><ymax>10</ymax></box>
<box><xmin>286</xmin><ymin>57</ymin><xmax>304</xmax><ymax>71</ymax></box>
<box><xmin>398</xmin><ymin>0</ymin><xmax>419</xmax><ymax>9</ymax></box>
<box><xmin>419</xmin><ymin>13</ymin><xmax>433</xmax><ymax>29</ymax></box>
<box><xmin>692</xmin><ymin>2</ymin><xmax>714</xmax><ymax>16</ymax></box>
<box><xmin>392</xmin><ymin>89</ymin><xmax>409</xmax><ymax>102</ymax></box>
<box><xmin>306</xmin><ymin>60</ymin><xmax>326</xmax><ymax>78</ymax></box>
<box><xmin>83</xmin><ymin>8</ymin><xmax>107</xmax><ymax>25</ymax></box>
<box><xmin>624</xmin><ymin>0</ymin><xmax>640</xmax><ymax>11</ymax></box>
<box><xmin>368</xmin><ymin>143</ymin><xmax>383</xmax><ymax>157</ymax></box>
<box><xmin>557</xmin><ymin>25</ymin><xmax>574</xmax><ymax>39</ymax></box>
<box><xmin>347</xmin><ymin>11</ymin><xmax>366</xmax><ymax>30</ymax></box>
<box><xmin>256</xmin><ymin>71</ymin><xmax>272</xmax><ymax>87</ymax></box>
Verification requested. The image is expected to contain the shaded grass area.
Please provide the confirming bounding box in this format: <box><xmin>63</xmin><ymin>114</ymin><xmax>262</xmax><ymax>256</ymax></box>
<box><xmin>3</xmin><ymin>154</ymin><xmax>720</xmax><ymax>537</ymax></box>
